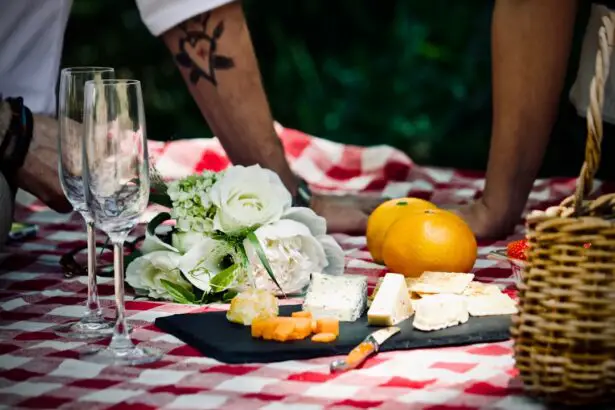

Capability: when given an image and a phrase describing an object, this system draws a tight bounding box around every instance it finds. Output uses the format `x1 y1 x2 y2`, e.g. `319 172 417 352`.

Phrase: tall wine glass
81 79 161 365
55 67 115 339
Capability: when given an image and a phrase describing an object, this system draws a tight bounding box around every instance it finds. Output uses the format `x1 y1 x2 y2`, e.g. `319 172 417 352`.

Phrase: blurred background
62 0 611 179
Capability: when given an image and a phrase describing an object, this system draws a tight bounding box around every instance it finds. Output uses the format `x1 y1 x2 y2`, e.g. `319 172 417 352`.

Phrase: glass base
52 318 114 341
80 345 163 366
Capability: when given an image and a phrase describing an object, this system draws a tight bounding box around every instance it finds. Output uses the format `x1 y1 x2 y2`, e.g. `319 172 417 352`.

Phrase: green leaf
246 231 285 297
160 278 196 304
99 236 111 259
209 264 239 293
149 192 173 208
222 289 238 302
147 212 172 236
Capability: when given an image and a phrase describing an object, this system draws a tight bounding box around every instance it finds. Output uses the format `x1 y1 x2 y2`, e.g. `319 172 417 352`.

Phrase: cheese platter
154 271 516 365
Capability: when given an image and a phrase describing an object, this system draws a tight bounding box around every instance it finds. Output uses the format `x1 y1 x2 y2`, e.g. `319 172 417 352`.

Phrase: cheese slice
413 294 469 331
302 273 367 322
367 273 413 326
368 276 420 306
466 292 518 316
462 281 501 297
411 271 474 295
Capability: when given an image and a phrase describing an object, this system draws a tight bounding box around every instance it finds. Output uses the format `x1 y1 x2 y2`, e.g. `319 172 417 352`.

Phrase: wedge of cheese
466 292 518 316
411 271 474 295
302 273 367 322
413 294 469 331
367 273 413 326
462 281 501 297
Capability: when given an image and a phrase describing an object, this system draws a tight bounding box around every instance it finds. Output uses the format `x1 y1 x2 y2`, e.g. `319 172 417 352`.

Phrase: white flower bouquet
125 165 345 304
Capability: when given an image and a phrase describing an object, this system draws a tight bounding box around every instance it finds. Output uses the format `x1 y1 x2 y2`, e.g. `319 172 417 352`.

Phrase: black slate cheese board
154 305 512 364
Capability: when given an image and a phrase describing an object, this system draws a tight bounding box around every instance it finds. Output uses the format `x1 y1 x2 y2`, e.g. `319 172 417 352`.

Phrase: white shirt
0 0 232 115
0 0 72 115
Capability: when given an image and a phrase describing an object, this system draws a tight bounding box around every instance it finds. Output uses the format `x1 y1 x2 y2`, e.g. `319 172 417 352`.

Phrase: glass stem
83 220 103 322
109 240 133 351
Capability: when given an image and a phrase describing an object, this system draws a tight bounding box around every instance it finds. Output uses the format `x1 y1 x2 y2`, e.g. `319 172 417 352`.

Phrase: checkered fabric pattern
1 123 612 409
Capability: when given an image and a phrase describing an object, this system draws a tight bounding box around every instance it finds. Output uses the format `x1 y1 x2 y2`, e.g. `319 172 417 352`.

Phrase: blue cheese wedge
302 272 367 322
367 273 413 326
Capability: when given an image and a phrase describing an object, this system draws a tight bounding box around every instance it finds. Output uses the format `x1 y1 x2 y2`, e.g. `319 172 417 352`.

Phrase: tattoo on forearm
174 13 235 86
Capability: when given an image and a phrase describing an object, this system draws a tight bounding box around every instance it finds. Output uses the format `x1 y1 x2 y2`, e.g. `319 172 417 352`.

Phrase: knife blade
330 326 400 373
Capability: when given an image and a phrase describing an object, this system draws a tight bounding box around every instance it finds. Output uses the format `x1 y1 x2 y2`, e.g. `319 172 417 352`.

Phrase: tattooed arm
135 0 386 234
136 1 298 192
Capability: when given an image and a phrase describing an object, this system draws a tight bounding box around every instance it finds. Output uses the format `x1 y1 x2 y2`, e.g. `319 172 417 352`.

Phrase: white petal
178 238 216 292
146 250 182 271
178 238 239 292
299 233 328 273
125 256 151 291
252 219 312 242
140 232 179 254
283 207 327 236
319 235 345 275
172 231 207 254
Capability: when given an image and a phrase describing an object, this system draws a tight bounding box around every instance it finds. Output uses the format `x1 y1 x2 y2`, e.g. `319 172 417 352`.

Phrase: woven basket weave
511 13 615 406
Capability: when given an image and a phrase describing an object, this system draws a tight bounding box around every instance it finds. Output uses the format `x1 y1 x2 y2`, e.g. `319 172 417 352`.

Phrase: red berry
507 239 528 261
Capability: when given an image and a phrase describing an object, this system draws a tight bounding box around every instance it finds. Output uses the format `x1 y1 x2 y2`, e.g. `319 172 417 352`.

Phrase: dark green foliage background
62 0 609 178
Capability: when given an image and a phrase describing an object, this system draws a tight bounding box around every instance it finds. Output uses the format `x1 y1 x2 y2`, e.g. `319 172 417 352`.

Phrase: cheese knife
329 326 400 372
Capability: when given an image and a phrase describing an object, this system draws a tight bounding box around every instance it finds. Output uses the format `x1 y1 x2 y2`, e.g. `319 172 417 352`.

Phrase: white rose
209 165 292 235
281 206 344 275
125 251 191 301
317 234 345 275
178 238 244 293
243 219 329 295
171 231 208 254
282 207 326 236
140 231 179 254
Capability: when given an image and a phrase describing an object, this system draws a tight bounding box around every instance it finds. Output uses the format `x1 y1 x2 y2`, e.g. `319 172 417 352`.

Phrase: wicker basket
511 13 615 406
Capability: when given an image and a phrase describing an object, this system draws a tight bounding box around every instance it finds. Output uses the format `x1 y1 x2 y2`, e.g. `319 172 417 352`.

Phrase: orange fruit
366 198 437 263
381 209 477 277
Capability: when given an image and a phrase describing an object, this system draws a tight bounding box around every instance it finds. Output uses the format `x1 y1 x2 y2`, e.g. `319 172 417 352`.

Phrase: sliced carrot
311 332 337 343
316 318 339 337
291 311 312 319
311 319 318 333
251 317 269 338
272 320 296 342
289 318 312 340
262 318 283 340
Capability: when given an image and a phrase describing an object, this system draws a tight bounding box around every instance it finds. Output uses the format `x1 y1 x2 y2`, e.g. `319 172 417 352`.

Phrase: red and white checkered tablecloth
1 123 613 409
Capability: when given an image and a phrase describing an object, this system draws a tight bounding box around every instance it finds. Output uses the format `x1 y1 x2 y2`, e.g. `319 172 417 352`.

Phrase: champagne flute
54 67 115 339
81 79 162 365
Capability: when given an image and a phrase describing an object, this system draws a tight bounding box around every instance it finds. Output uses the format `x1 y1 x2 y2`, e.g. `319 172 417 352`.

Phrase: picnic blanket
1 123 611 409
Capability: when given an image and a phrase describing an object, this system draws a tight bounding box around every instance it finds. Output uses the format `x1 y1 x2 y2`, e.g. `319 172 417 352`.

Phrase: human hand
450 198 521 240
16 115 71 213
310 193 387 235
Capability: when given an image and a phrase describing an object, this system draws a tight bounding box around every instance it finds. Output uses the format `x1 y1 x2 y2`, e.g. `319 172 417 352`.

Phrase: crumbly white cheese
367 273 413 326
226 289 279 326
413 294 469 332
302 272 367 322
